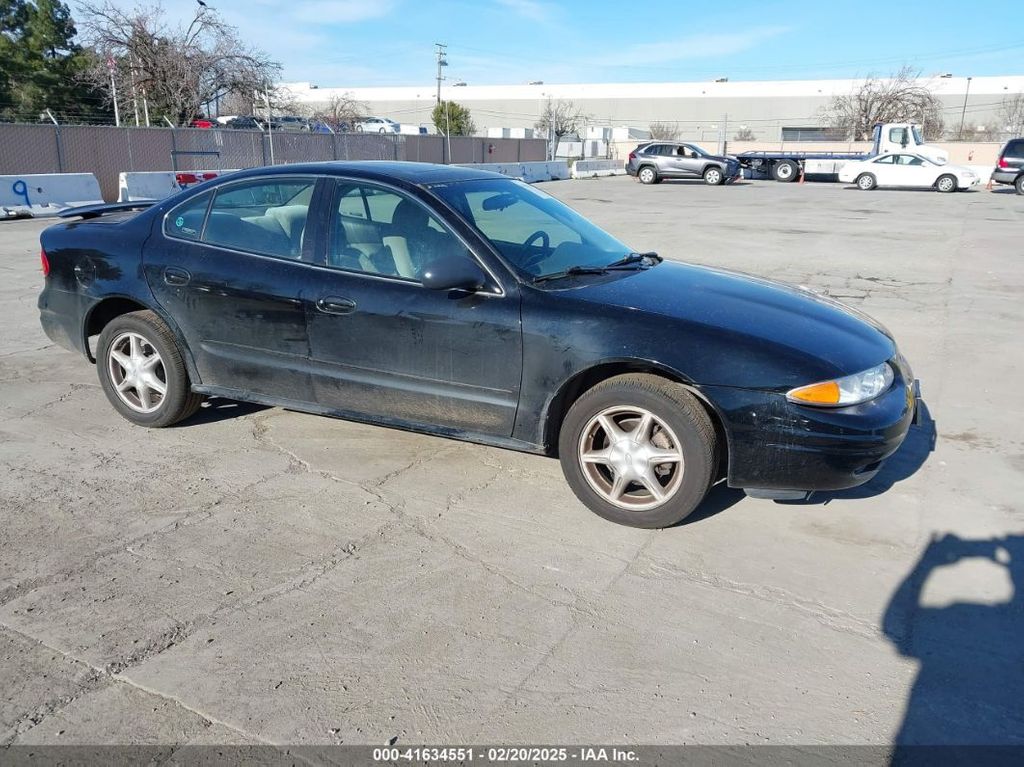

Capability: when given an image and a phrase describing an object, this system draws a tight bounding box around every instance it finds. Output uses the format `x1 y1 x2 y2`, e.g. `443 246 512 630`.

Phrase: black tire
558 374 717 528
772 159 799 182
936 174 957 193
1015 175 1024 195
96 310 203 428
856 173 877 191
703 166 725 186
637 165 658 185
378 127 386 134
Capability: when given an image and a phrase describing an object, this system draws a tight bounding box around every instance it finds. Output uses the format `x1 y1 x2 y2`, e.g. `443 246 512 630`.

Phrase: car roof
222 161 510 186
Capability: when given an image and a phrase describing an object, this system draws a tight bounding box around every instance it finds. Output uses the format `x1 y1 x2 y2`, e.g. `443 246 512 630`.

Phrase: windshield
431 178 633 278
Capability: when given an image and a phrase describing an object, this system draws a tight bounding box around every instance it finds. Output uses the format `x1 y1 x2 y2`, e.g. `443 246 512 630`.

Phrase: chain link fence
0 123 547 200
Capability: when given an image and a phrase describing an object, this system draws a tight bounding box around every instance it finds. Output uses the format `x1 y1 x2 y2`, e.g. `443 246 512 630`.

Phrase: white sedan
839 153 980 193
354 117 400 134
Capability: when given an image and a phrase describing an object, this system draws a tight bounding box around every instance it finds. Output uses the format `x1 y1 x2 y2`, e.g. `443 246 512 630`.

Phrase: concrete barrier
1 173 104 219
572 159 626 179
458 161 570 182
118 170 238 202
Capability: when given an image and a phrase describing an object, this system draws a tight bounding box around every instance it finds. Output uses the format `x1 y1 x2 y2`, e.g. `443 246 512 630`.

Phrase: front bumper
701 371 920 493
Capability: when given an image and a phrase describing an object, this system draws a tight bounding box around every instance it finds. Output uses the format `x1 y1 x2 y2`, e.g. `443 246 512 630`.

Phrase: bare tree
312 92 366 131
821 67 944 141
76 1 279 125
535 99 589 140
733 127 756 141
997 94 1024 138
648 121 680 141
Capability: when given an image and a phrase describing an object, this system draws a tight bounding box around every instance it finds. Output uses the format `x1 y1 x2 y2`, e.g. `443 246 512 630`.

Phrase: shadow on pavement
177 397 268 427
883 533 1024 762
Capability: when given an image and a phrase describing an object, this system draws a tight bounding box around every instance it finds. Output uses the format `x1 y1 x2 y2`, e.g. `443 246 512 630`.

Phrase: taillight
175 172 198 185
997 157 1009 168
40 248 50 276
628 151 636 161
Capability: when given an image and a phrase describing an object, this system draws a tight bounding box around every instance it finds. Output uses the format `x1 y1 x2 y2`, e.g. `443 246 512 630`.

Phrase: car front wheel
936 174 957 193
96 310 203 428
703 166 724 185
558 374 717 528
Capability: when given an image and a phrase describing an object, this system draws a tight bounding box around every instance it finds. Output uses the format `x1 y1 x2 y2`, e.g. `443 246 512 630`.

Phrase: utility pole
958 76 973 140
435 43 447 105
107 54 120 127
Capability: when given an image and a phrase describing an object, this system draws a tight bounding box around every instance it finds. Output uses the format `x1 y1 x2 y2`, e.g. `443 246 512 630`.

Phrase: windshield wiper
605 251 661 268
533 265 610 284
533 252 662 284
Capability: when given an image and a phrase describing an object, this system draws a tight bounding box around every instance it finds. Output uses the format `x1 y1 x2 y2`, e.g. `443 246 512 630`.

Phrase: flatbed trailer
735 123 949 182
736 151 871 182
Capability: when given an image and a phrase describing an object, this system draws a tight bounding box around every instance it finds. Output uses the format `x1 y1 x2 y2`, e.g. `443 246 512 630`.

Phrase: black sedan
38 162 920 528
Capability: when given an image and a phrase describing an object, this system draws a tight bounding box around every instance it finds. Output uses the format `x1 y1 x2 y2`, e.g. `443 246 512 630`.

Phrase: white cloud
292 0 397 24
495 0 554 24
591 26 790 68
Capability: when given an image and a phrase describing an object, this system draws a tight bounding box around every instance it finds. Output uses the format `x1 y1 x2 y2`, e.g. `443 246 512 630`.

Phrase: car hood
559 260 896 387
704 153 737 164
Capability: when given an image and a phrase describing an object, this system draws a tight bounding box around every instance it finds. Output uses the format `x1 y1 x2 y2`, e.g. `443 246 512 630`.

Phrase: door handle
163 267 191 286
316 296 357 315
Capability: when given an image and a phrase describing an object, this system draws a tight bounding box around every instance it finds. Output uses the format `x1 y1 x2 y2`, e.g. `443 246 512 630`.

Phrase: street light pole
958 76 973 139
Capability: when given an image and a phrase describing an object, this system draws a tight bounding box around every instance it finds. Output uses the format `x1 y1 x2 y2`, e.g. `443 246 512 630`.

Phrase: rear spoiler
58 200 158 219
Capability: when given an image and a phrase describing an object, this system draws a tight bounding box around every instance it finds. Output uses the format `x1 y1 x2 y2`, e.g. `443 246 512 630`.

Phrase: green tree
432 100 475 136
0 0 110 122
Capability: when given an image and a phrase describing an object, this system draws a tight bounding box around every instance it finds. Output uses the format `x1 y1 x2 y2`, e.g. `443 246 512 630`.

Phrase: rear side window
203 179 316 260
165 192 212 241
1004 140 1024 158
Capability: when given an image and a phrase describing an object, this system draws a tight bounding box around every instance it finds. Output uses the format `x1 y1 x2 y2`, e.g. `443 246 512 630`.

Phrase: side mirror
421 254 487 292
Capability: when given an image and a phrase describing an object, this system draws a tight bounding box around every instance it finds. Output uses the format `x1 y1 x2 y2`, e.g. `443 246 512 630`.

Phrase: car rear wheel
1015 175 1024 195
96 310 203 428
558 374 717 528
856 173 877 191
637 166 658 185
772 160 799 182
703 166 724 186
936 174 957 193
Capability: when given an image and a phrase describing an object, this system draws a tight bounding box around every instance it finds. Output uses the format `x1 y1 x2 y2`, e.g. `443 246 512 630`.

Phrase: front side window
896 155 925 166
431 178 632 279
203 179 315 259
329 182 461 281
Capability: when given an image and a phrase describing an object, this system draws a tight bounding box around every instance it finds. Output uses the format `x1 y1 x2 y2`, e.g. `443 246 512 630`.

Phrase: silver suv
626 142 740 186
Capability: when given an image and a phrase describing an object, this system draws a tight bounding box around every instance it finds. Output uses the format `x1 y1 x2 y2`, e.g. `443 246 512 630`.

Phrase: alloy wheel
107 331 167 413
578 406 684 510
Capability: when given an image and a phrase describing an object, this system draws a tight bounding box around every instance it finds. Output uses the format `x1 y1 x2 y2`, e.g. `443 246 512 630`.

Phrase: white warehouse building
281 75 1024 142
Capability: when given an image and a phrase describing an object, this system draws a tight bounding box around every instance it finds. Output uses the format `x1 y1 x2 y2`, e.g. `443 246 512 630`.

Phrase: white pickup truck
737 123 949 182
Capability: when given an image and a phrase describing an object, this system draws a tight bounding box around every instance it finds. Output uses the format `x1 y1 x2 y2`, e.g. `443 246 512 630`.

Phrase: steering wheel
520 230 551 269
523 230 550 250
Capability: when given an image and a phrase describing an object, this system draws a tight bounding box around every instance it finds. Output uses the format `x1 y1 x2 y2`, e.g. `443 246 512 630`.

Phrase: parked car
839 153 979 192
189 118 215 129
992 138 1024 194
38 162 919 528
355 117 400 134
225 115 265 131
626 142 740 185
276 115 310 132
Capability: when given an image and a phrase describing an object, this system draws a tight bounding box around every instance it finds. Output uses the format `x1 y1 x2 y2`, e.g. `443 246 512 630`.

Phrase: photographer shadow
884 532 1024 762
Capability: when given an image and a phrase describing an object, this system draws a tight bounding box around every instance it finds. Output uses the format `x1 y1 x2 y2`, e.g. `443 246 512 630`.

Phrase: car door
147 175 328 402
673 145 704 177
894 154 932 187
304 178 523 437
870 154 898 186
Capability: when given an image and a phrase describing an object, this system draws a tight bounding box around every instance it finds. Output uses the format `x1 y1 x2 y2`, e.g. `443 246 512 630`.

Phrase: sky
78 0 1024 87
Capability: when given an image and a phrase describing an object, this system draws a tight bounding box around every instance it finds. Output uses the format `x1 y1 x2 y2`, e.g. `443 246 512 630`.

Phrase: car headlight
786 362 894 407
